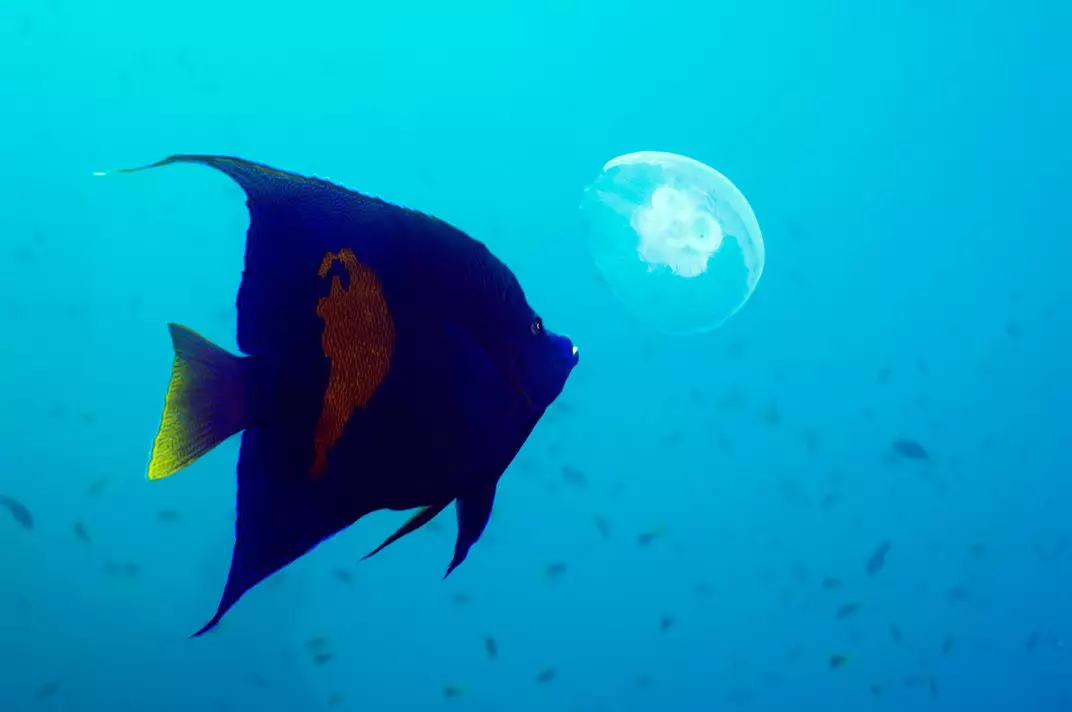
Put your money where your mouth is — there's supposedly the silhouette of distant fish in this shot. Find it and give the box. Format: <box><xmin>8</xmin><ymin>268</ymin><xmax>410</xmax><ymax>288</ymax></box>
<box><xmin>891</xmin><ymin>438</ymin><xmax>929</xmax><ymax>460</ymax></box>
<box><xmin>0</xmin><ymin>495</ymin><xmax>33</xmax><ymax>529</ymax></box>
<box><xmin>866</xmin><ymin>540</ymin><xmax>891</xmax><ymax>575</ymax></box>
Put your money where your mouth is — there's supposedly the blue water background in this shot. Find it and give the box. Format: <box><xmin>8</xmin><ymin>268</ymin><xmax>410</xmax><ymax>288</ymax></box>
<box><xmin>1</xmin><ymin>1</ymin><xmax>1070</xmax><ymax>710</ymax></box>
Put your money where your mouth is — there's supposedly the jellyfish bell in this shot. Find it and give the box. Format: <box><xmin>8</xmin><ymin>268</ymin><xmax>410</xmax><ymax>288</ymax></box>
<box><xmin>580</xmin><ymin>151</ymin><xmax>765</xmax><ymax>335</ymax></box>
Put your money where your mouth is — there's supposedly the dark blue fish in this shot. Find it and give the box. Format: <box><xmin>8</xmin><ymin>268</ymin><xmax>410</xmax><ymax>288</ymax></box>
<box><xmin>107</xmin><ymin>155</ymin><xmax>579</xmax><ymax>636</ymax></box>
<box><xmin>0</xmin><ymin>495</ymin><xmax>33</xmax><ymax>529</ymax></box>
<box><xmin>865</xmin><ymin>540</ymin><xmax>891</xmax><ymax>575</ymax></box>
<box><xmin>891</xmin><ymin>438</ymin><xmax>929</xmax><ymax>460</ymax></box>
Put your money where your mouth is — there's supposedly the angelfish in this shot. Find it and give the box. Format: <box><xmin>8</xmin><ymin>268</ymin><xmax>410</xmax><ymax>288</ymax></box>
<box><xmin>102</xmin><ymin>155</ymin><xmax>579</xmax><ymax>635</ymax></box>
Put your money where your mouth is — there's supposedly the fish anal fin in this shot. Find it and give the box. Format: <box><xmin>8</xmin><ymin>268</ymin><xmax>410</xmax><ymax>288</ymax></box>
<box><xmin>148</xmin><ymin>323</ymin><xmax>251</xmax><ymax>481</ymax></box>
<box><xmin>195</xmin><ymin>426</ymin><xmax>356</xmax><ymax>636</ymax></box>
<box><xmin>445</xmin><ymin>482</ymin><xmax>498</xmax><ymax>579</ymax></box>
<box><xmin>362</xmin><ymin>502</ymin><xmax>451</xmax><ymax>561</ymax></box>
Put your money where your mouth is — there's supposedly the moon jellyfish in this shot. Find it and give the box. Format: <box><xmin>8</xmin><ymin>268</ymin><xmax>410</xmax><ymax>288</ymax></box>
<box><xmin>580</xmin><ymin>151</ymin><xmax>765</xmax><ymax>334</ymax></box>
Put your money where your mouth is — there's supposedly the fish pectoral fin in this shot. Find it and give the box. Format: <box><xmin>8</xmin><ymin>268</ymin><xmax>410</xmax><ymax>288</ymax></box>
<box><xmin>444</xmin><ymin>481</ymin><xmax>498</xmax><ymax>579</ymax></box>
<box><xmin>148</xmin><ymin>323</ymin><xmax>251</xmax><ymax>481</ymax></box>
<box><xmin>361</xmin><ymin>502</ymin><xmax>451</xmax><ymax>561</ymax></box>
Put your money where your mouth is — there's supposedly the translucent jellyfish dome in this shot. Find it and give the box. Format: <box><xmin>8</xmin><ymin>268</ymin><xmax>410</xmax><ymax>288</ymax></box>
<box><xmin>580</xmin><ymin>151</ymin><xmax>765</xmax><ymax>335</ymax></box>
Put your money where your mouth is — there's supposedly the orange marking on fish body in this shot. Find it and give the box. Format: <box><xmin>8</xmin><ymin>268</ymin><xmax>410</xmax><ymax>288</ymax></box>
<box><xmin>311</xmin><ymin>248</ymin><xmax>394</xmax><ymax>476</ymax></box>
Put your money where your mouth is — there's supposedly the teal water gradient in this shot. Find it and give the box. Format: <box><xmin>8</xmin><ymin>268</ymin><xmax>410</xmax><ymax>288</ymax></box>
<box><xmin>1</xmin><ymin>1</ymin><xmax>1069</xmax><ymax>710</ymax></box>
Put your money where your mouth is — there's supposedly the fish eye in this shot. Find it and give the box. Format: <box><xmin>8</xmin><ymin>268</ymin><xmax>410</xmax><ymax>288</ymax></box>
<box><xmin>530</xmin><ymin>317</ymin><xmax>543</xmax><ymax>336</ymax></box>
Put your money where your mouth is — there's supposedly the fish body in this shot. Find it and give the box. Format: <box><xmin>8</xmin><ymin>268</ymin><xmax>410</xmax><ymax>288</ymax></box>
<box><xmin>0</xmin><ymin>495</ymin><xmax>33</xmax><ymax>529</ymax></box>
<box><xmin>865</xmin><ymin>540</ymin><xmax>891</xmax><ymax>575</ymax></box>
<box><xmin>111</xmin><ymin>155</ymin><xmax>578</xmax><ymax>635</ymax></box>
<box><xmin>891</xmin><ymin>438</ymin><xmax>929</xmax><ymax>460</ymax></box>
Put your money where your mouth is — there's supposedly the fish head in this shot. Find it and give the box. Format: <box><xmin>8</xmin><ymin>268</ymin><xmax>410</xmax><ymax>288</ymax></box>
<box><xmin>512</xmin><ymin>309</ymin><xmax>579</xmax><ymax>411</ymax></box>
<box><xmin>462</xmin><ymin>272</ymin><xmax>578</xmax><ymax>416</ymax></box>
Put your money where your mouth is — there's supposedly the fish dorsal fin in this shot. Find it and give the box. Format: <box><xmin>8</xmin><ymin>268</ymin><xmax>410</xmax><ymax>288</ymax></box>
<box><xmin>104</xmin><ymin>154</ymin><xmax>393</xmax><ymax>358</ymax></box>
<box><xmin>361</xmin><ymin>502</ymin><xmax>451</xmax><ymax>561</ymax></box>
<box><xmin>444</xmin><ymin>481</ymin><xmax>498</xmax><ymax>578</ymax></box>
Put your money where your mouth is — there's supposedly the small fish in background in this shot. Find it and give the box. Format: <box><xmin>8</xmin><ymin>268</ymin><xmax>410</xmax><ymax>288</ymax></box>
<box><xmin>659</xmin><ymin>614</ymin><xmax>675</xmax><ymax>631</ymax></box>
<box><xmin>450</xmin><ymin>592</ymin><xmax>472</xmax><ymax>606</ymax></box>
<box><xmin>34</xmin><ymin>679</ymin><xmax>61</xmax><ymax>700</ymax></box>
<box><xmin>865</xmin><ymin>540</ymin><xmax>891</xmax><ymax>575</ymax></box>
<box><xmin>156</xmin><ymin>508</ymin><xmax>182</xmax><ymax>523</ymax></box>
<box><xmin>820</xmin><ymin>576</ymin><xmax>843</xmax><ymax>591</ymax></box>
<box><xmin>101</xmin><ymin>154</ymin><xmax>579</xmax><ymax>636</ymax></box>
<box><xmin>326</xmin><ymin>692</ymin><xmax>344</xmax><ymax>707</ymax></box>
<box><xmin>761</xmin><ymin>400</ymin><xmax>782</xmax><ymax>427</ymax></box>
<box><xmin>1023</xmin><ymin>632</ymin><xmax>1040</xmax><ymax>653</ymax></box>
<box><xmin>306</xmin><ymin>637</ymin><xmax>335</xmax><ymax>665</ymax></box>
<box><xmin>306</xmin><ymin>636</ymin><xmax>330</xmax><ymax>653</ymax></box>
<box><xmin>593</xmin><ymin>515</ymin><xmax>612</xmax><ymax>538</ymax></box>
<box><xmin>442</xmin><ymin>685</ymin><xmax>463</xmax><ymax>698</ymax></box>
<box><xmin>86</xmin><ymin>475</ymin><xmax>110</xmax><ymax>497</ymax></box>
<box><xmin>331</xmin><ymin>568</ymin><xmax>353</xmax><ymax>584</ymax></box>
<box><xmin>828</xmin><ymin>654</ymin><xmax>849</xmax><ymax>669</ymax></box>
<box><xmin>891</xmin><ymin>438</ymin><xmax>929</xmax><ymax>461</ymax></box>
<box><xmin>544</xmin><ymin>562</ymin><xmax>567</xmax><ymax>580</ymax></box>
<box><xmin>536</xmin><ymin>668</ymin><xmax>556</xmax><ymax>683</ymax></box>
<box><xmin>635</xmin><ymin>673</ymin><xmax>655</xmax><ymax>689</ymax></box>
<box><xmin>889</xmin><ymin>623</ymin><xmax>903</xmax><ymax>643</ymax></box>
<box><xmin>947</xmin><ymin>586</ymin><xmax>970</xmax><ymax>603</ymax></box>
<box><xmin>941</xmin><ymin>633</ymin><xmax>954</xmax><ymax>654</ymax></box>
<box><xmin>836</xmin><ymin>601</ymin><xmax>862</xmax><ymax>619</ymax></box>
<box><xmin>103</xmin><ymin>561</ymin><xmax>142</xmax><ymax>577</ymax></box>
<box><xmin>72</xmin><ymin>521</ymin><xmax>91</xmax><ymax>543</ymax></box>
<box><xmin>0</xmin><ymin>495</ymin><xmax>33</xmax><ymax>530</ymax></box>
<box><xmin>1033</xmin><ymin>536</ymin><xmax>1068</xmax><ymax>563</ymax></box>
<box><xmin>870</xmin><ymin>684</ymin><xmax>883</xmax><ymax>696</ymax></box>
<box><xmin>560</xmin><ymin>464</ymin><xmax>586</xmax><ymax>487</ymax></box>
<box><xmin>483</xmin><ymin>635</ymin><xmax>498</xmax><ymax>659</ymax></box>
<box><xmin>637</xmin><ymin>527</ymin><xmax>666</xmax><ymax>547</ymax></box>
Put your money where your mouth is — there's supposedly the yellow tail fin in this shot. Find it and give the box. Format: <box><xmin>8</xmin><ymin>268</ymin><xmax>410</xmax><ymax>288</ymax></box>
<box><xmin>147</xmin><ymin>324</ymin><xmax>251</xmax><ymax>481</ymax></box>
